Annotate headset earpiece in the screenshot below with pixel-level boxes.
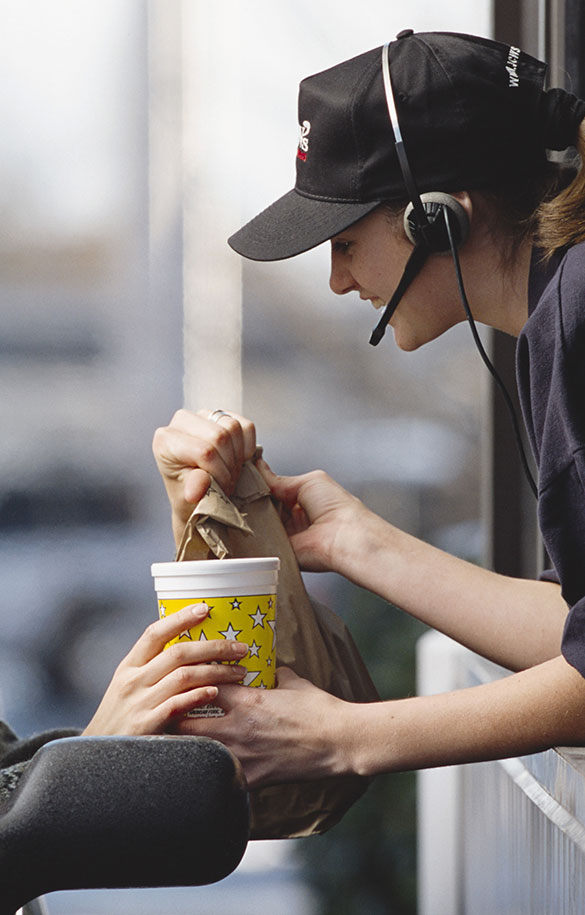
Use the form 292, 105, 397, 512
403, 191, 469, 253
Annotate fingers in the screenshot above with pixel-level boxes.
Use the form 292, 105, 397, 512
256, 459, 306, 506
125, 603, 212, 667
181, 468, 213, 506
153, 408, 256, 496
150, 631, 252, 724
153, 419, 233, 496
257, 462, 333, 521
82, 603, 251, 737
148, 630, 249, 688
149, 655, 248, 721
202, 409, 257, 468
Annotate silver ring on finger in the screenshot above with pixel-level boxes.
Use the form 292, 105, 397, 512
209, 409, 231, 423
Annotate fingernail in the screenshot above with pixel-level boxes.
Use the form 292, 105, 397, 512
231, 641, 248, 657
188, 602, 208, 617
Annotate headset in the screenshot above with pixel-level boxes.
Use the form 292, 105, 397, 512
370, 41, 537, 499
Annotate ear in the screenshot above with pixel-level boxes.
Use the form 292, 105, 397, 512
450, 190, 473, 221
403, 191, 471, 251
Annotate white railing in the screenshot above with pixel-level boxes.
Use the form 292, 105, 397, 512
417, 631, 585, 914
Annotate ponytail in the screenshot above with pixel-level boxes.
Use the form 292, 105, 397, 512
536, 120, 585, 259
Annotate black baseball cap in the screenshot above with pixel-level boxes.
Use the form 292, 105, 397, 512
228, 30, 550, 262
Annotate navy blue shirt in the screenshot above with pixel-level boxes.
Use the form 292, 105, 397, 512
516, 241, 585, 676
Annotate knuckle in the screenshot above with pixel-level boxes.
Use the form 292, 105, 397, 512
118, 674, 140, 702
199, 440, 218, 464
243, 421, 256, 451
213, 641, 235, 660
143, 620, 162, 646
166, 641, 189, 666
173, 408, 190, 425
163, 695, 185, 719
152, 426, 166, 449
212, 426, 232, 449
173, 666, 194, 690
313, 469, 330, 483
241, 707, 262, 746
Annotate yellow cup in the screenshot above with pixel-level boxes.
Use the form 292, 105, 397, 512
151, 558, 279, 716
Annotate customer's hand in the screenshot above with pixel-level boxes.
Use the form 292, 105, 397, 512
153, 408, 257, 545
82, 603, 248, 736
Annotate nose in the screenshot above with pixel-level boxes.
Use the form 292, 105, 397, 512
329, 250, 357, 296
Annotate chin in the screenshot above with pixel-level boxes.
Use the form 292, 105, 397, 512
392, 326, 426, 352
393, 319, 451, 352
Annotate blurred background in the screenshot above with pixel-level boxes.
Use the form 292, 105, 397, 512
0, 1, 491, 912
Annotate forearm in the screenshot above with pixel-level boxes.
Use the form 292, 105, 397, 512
333, 510, 567, 671
347, 655, 585, 777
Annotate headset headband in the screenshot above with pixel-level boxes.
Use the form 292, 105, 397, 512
381, 42, 428, 232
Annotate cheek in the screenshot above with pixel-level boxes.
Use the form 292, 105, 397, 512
362, 246, 409, 295
392, 280, 465, 350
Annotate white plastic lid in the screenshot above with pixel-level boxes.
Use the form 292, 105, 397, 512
151, 557, 280, 597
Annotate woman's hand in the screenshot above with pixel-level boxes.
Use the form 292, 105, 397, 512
174, 667, 357, 788
152, 408, 257, 545
82, 603, 248, 736
257, 460, 375, 574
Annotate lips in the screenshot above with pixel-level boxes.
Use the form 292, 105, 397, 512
359, 292, 385, 309
369, 297, 386, 310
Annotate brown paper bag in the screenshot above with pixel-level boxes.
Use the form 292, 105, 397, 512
176, 458, 379, 839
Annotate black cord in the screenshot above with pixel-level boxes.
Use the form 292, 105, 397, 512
443, 208, 538, 500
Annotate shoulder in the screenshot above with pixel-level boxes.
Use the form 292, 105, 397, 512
557, 241, 585, 293
525, 242, 585, 344
555, 242, 585, 344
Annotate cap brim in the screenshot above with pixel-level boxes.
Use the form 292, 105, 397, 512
227, 188, 382, 262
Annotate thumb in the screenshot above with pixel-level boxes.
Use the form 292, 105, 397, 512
257, 462, 311, 509
183, 468, 212, 505
275, 666, 313, 690
256, 457, 280, 492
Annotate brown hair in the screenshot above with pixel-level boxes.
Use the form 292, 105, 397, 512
382, 118, 585, 268
535, 120, 585, 258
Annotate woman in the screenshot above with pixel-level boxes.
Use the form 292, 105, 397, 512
152, 30, 585, 788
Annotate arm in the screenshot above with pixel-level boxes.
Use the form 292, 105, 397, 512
352, 654, 585, 775
176, 655, 585, 787
262, 464, 567, 672
152, 410, 582, 786
152, 409, 565, 670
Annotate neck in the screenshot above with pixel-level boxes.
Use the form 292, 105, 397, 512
460, 237, 533, 339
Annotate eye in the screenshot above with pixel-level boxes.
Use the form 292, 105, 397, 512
332, 239, 352, 254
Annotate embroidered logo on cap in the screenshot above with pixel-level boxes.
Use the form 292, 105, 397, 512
297, 120, 311, 161
506, 46, 521, 87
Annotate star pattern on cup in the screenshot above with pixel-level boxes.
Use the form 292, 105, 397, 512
242, 669, 262, 686
268, 618, 277, 651
219, 622, 243, 641
159, 593, 276, 688
249, 606, 266, 628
